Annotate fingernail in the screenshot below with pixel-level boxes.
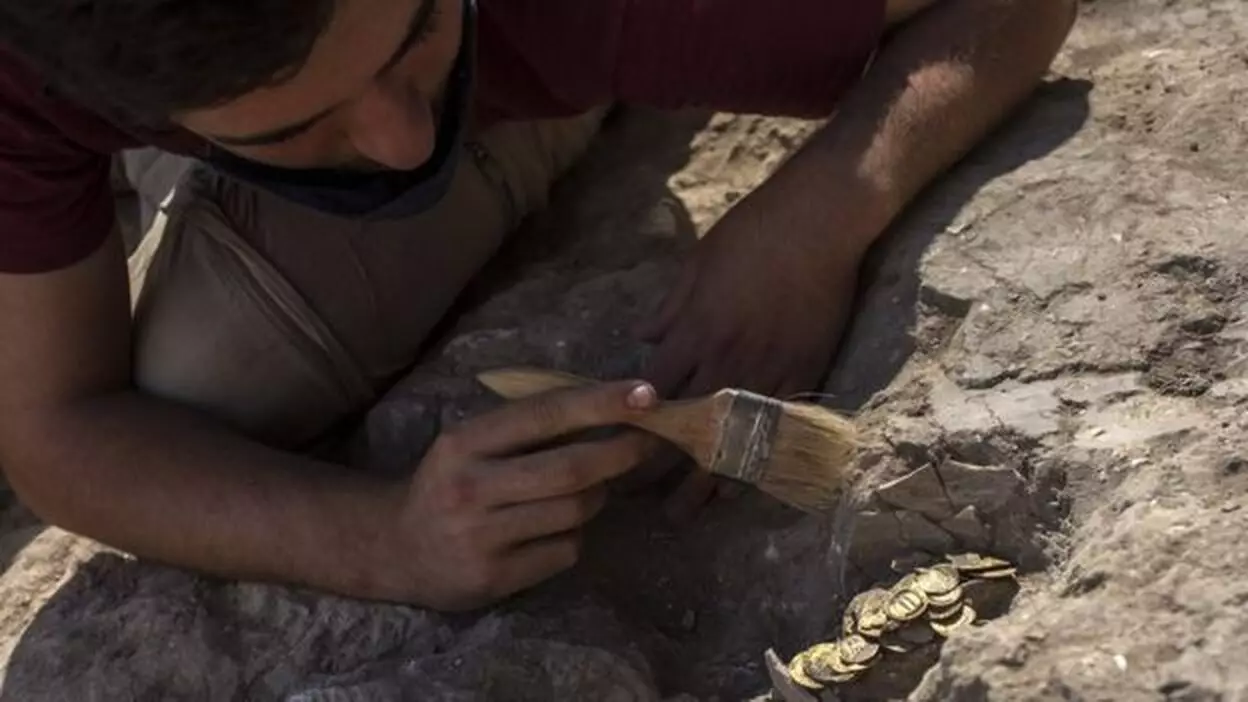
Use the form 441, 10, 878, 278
626, 382, 658, 410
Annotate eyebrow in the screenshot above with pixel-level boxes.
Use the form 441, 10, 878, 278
207, 0, 437, 148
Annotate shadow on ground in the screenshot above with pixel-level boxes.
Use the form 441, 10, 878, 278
825, 77, 1094, 411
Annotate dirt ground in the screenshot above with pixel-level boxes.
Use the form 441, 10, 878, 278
2, 0, 1247, 699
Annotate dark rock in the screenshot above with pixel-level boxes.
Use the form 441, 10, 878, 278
961, 578, 1021, 620
895, 511, 957, 554
891, 551, 940, 574
848, 511, 907, 572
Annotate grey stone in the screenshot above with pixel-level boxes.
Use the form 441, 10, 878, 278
895, 511, 957, 554
1073, 397, 1208, 451
919, 244, 997, 317
847, 511, 906, 569
926, 376, 1010, 435
1057, 374, 1145, 408
880, 415, 944, 464
978, 382, 1064, 440
932, 375, 1064, 440
1208, 378, 1248, 402
937, 461, 1025, 515
874, 464, 956, 521
941, 506, 992, 551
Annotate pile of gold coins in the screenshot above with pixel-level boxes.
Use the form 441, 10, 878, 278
785, 553, 1018, 691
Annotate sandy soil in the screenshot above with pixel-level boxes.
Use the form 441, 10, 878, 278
2, 1, 1247, 699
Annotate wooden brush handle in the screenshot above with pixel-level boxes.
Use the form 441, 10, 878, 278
476, 367, 597, 398
476, 367, 718, 466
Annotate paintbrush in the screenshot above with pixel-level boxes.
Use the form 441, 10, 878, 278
475, 366, 862, 513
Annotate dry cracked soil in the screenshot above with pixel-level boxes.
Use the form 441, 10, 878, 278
2, 1, 1247, 700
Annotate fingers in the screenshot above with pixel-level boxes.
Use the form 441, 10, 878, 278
480, 433, 651, 506
494, 531, 585, 597
486, 485, 608, 546
455, 380, 658, 457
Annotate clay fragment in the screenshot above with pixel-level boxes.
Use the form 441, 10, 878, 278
937, 460, 1024, 514
896, 511, 957, 553
875, 464, 956, 521
941, 506, 992, 550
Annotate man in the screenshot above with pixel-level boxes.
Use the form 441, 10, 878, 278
0, 0, 1076, 611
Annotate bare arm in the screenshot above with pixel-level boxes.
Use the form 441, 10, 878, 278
0, 231, 397, 598
758, 0, 1080, 256
636, 0, 1079, 519
0, 230, 659, 609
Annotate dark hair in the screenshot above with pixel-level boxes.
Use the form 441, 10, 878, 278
0, 0, 337, 127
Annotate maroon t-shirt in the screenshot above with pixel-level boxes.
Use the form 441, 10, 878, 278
0, 0, 884, 274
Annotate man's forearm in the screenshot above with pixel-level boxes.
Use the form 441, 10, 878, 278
754, 0, 1078, 255
4, 390, 401, 600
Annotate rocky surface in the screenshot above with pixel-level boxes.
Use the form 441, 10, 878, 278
2, 1, 1248, 700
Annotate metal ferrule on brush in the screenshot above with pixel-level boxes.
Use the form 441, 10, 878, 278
709, 389, 784, 484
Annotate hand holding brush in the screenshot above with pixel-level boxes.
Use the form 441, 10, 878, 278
476, 367, 862, 513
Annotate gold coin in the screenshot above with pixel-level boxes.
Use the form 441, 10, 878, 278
844, 591, 870, 618
856, 589, 891, 635
857, 622, 885, 640
916, 564, 961, 596
787, 651, 825, 691
842, 590, 873, 636
886, 589, 929, 622
838, 634, 882, 667
931, 604, 978, 637
947, 553, 1013, 573
805, 642, 868, 682
892, 573, 921, 594
928, 585, 965, 608
812, 666, 860, 685
859, 588, 891, 611
972, 566, 1019, 580
927, 601, 963, 622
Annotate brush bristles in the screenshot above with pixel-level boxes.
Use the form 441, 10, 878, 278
751, 402, 861, 513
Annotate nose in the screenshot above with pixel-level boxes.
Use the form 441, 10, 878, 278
346, 78, 437, 170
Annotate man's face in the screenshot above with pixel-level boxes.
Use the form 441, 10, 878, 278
176, 0, 464, 172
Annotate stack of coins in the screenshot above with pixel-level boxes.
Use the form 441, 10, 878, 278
784, 552, 1018, 693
